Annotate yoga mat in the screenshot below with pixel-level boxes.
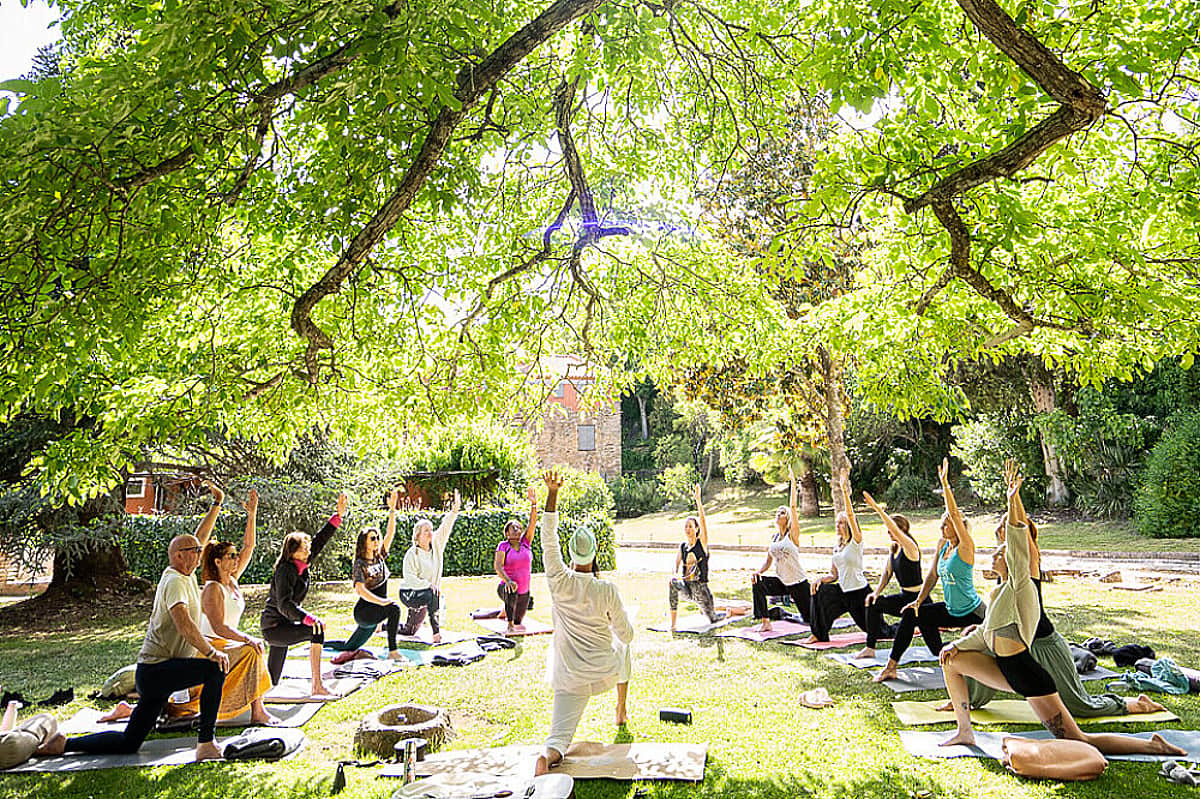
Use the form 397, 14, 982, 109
892, 699, 1180, 727
389, 640, 487, 667
338, 623, 473, 647
381, 741, 707, 781
716, 620, 811, 641
876, 664, 1120, 694
4, 728, 306, 773
648, 614, 739, 635
784, 631, 868, 650
390, 773, 574, 799
827, 645, 938, 669
58, 703, 324, 736
475, 617, 554, 636
263, 676, 367, 703
899, 729, 1200, 762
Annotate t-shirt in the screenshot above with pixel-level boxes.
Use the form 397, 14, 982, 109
680, 540, 708, 583
353, 556, 389, 592
497, 540, 533, 593
139, 567, 202, 664
832, 538, 868, 592
768, 535, 807, 586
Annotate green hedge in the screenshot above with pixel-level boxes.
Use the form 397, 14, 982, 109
118, 508, 616, 585
1134, 411, 1200, 539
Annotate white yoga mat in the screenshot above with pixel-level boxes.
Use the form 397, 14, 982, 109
58, 704, 323, 736
827, 645, 938, 669
899, 729, 1200, 762
263, 676, 368, 703
648, 614, 739, 635
381, 741, 708, 781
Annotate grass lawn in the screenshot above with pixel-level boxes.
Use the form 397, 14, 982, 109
617, 484, 1200, 554
2, 564, 1199, 799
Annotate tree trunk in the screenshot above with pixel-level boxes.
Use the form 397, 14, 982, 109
42, 492, 147, 600
1025, 359, 1070, 506
816, 345, 851, 519
797, 453, 820, 517
636, 394, 649, 440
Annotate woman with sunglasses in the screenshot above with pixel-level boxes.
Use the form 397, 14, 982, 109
349, 489, 404, 657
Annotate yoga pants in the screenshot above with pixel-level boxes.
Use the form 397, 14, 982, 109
995, 649, 1058, 699
809, 583, 870, 641
497, 583, 532, 626
669, 578, 718, 622
398, 588, 440, 635
263, 621, 325, 685
65, 659, 224, 752
354, 599, 400, 650
891, 601, 985, 660
865, 589, 919, 648
751, 575, 812, 625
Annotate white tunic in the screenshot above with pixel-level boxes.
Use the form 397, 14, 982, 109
396, 511, 459, 592
199, 580, 245, 637
832, 538, 868, 592
541, 512, 634, 695
768, 535, 808, 585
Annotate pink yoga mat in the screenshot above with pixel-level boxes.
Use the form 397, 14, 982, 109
716, 620, 811, 641
784, 631, 868, 650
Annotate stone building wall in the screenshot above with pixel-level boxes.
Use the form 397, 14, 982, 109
521, 402, 621, 478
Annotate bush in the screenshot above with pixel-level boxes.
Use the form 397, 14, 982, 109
610, 475, 664, 518
658, 463, 700, 506
396, 421, 538, 505
1134, 411, 1200, 539
882, 474, 938, 510
950, 414, 1045, 508
621, 441, 656, 472
552, 466, 615, 518
653, 433, 694, 470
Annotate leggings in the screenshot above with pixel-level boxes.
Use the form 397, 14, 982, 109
64, 659, 224, 752
995, 648, 1058, 699
354, 599, 401, 650
865, 589, 920, 648
398, 588, 440, 635
751, 575, 812, 625
669, 579, 718, 622
891, 601, 985, 661
263, 621, 325, 685
809, 583, 870, 641
497, 583, 532, 626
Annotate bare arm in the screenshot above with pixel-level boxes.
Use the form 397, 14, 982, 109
233, 488, 257, 580
862, 491, 916, 558
495, 550, 513, 585
381, 488, 399, 555
201, 583, 251, 643
169, 603, 228, 672
871, 559, 894, 598
904, 558, 943, 615
354, 581, 394, 605
193, 481, 224, 549
693, 483, 710, 550
523, 486, 538, 546
939, 459, 975, 566
787, 469, 801, 546
841, 481, 862, 543
540, 471, 566, 579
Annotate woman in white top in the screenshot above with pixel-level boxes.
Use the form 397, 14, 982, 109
749, 469, 812, 631
806, 479, 870, 641
535, 470, 634, 776
395, 490, 461, 643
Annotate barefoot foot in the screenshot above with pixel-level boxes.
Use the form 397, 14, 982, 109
934, 700, 953, 712
1129, 693, 1165, 714
35, 733, 66, 757
940, 731, 977, 748
432, 633, 442, 644
852, 647, 876, 660
1149, 733, 1187, 756
873, 666, 899, 683
99, 701, 134, 723
195, 741, 223, 761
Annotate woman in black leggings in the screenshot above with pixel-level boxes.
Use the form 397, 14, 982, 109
349, 489, 404, 658
853, 491, 921, 660
260, 492, 347, 697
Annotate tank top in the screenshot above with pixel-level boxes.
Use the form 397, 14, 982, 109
936, 541, 982, 618
680, 540, 709, 583
891, 546, 923, 588
832, 538, 868, 592
1032, 577, 1055, 638
768, 534, 807, 586
200, 580, 245, 637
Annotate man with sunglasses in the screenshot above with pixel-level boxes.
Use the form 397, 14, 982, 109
61, 489, 231, 761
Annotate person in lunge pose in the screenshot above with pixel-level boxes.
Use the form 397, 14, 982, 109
853, 491, 922, 660
260, 492, 347, 697
874, 459, 985, 682
496, 486, 538, 635
669, 484, 723, 632
805, 479, 870, 642
749, 469, 811, 632
937, 461, 1183, 760
348, 488, 407, 657
535, 470, 634, 776
395, 490, 462, 643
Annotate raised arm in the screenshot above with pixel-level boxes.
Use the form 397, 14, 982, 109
540, 471, 566, 578
841, 480, 862, 543
693, 483, 710, 550
193, 481, 224, 549
381, 488, 399, 556
1003, 468, 1032, 590
522, 485, 539, 546
903, 558, 943, 616
862, 491, 916, 558
233, 488, 257, 580
787, 468, 801, 546
309, 492, 348, 563
433, 490, 461, 555
938, 458, 974, 565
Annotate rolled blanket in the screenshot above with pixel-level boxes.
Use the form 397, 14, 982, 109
1069, 644, 1098, 675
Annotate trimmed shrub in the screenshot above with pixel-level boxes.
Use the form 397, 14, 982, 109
610, 475, 664, 518
1134, 411, 1200, 539
552, 466, 615, 518
882, 474, 938, 510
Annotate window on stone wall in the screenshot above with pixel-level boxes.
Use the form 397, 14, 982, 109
125, 477, 147, 499
577, 424, 596, 451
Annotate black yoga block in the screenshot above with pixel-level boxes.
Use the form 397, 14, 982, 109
659, 707, 693, 724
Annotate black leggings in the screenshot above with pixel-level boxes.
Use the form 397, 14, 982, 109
751, 575, 812, 625
890, 601, 986, 661
497, 583, 532, 625
398, 588, 440, 635
65, 659, 224, 752
996, 648, 1058, 699
354, 599, 401, 650
809, 583, 870, 641
263, 621, 325, 685
865, 589, 919, 647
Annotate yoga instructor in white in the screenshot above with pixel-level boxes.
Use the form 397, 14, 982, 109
535, 469, 634, 776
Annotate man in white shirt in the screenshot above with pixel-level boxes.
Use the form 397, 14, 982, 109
536, 470, 634, 775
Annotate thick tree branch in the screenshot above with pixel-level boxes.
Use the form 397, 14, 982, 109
555, 76, 597, 227
290, 0, 605, 381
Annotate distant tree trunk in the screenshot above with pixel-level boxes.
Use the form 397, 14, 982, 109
797, 452, 820, 517
816, 345, 851, 519
636, 395, 649, 440
1025, 360, 1070, 507
42, 491, 146, 600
